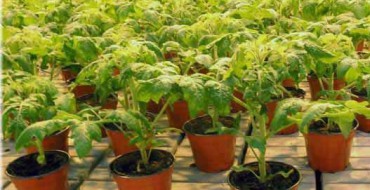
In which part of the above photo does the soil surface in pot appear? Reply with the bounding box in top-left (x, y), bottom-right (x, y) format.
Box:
top-left (351, 88), bottom-right (367, 97)
top-left (111, 149), bottom-right (173, 176)
top-left (184, 115), bottom-right (234, 135)
top-left (309, 119), bottom-right (356, 134)
top-left (229, 162), bottom-right (300, 190)
top-left (274, 87), bottom-right (305, 99)
top-left (6, 151), bottom-right (69, 177)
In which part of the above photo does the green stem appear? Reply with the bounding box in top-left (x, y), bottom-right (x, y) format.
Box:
top-left (49, 61), bottom-right (55, 81)
top-left (212, 109), bottom-right (219, 132)
top-left (257, 115), bottom-right (267, 183)
top-left (152, 99), bottom-right (170, 125)
top-left (35, 139), bottom-right (46, 165)
top-left (232, 96), bottom-right (250, 110)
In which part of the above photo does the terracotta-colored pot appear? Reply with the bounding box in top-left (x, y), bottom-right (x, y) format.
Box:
top-left (104, 124), bottom-right (138, 156)
top-left (166, 100), bottom-right (191, 130)
top-left (26, 128), bottom-right (70, 154)
top-left (101, 98), bottom-right (118, 110)
top-left (113, 68), bottom-right (120, 76)
top-left (110, 149), bottom-right (174, 190)
top-left (282, 78), bottom-right (296, 88)
top-left (303, 128), bottom-right (356, 172)
top-left (72, 85), bottom-right (96, 98)
top-left (61, 69), bottom-right (77, 82)
top-left (6, 150), bottom-right (70, 190)
top-left (227, 161), bottom-right (301, 190)
top-left (147, 100), bottom-right (164, 114)
top-left (164, 51), bottom-right (178, 60)
top-left (183, 116), bottom-right (236, 173)
top-left (307, 75), bottom-right (346, 100)
top-left (266, 100), bottom-right (298, 135)
top-left (231, 90), bottom-right (246, 113)
top-left (353, 95), bottom-right (370, 132)
top-left (356, 40), bottom-right (365, 52)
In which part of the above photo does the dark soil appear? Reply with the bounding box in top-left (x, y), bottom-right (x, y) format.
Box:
top-left (284, 87), bottom-right (305, 99)
top-left (110, 149), bottom-right (174, 176)
top-left (351, 88), bottom-right (367, 97)
top-left (229, 162), bottom-right (300, 190)
top-left (183, 115), bottom-right (234, 135)
top-left (309, 118), bottom-right (357, 134)
top-left (6, 151), bottom-right (69, 177)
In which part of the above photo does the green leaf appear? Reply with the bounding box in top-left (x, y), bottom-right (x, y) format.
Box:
top-left (71, 121), bottom-right (101, 158)
top-left (55, 93), bottom-right (76, 113)
top-left (178, 76), bottom-right (207, 118)
top-left (205, 80), bottom-right (232, 115)
top-left (245, 136), bottom-right (266, 154)
top-left (300, 103), bottom-right (340, 134)
top-left (15, 120), bottom-right (66, 151)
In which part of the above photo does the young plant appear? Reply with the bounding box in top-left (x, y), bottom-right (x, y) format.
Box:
top-left (271, 99), bottom-right (370, 138)
top-left (226, 37), bottom-right (297, 183)
top-left (14, 94), bottom-right (103, 165)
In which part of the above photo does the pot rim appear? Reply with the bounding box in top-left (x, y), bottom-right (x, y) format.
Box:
top-left (227, 161), bottom-right (302, 190)
top-left (304, 119), bottom-right (359, 136)
top-left (5, 150), bottom-right (70, 180)
top-left (183, 115), bottom-right (237, 137)
top-left (109, 149), bottom-right (175, 179)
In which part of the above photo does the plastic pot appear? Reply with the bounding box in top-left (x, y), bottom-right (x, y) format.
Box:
top-left (353, 94), bottom-right (370, 133)
top-left (60, 65), bottom-right (82, 82)
top-left (228, 161), bottom-right (301, 190)
top-left (307, 75), bottom-right (345, 100)
top-left (303, 121), bottom-right (357, 172)
top-left (25, 127), bottom-right (70, 154)
top-left (147, 100), bottom-right (164, 114)
top-left (6, 150), bottom-right (70, 190)
top-left (72, 85), bottom-right (96, 99)
top-left (110, 149), bottom-right (174, 190)
top-left (266, 100), bottom-right (298, 135)
top-left (183, 115), bottom-right (236, 173)
top-left (166, 100), bottom-right (191, 130)
top-left (265, 87), bottom-right (305, 135)
top-left (282, 78), bottom-right (296, 88)
top-left (231, 90), bottom-right (246, 113)
top-left (356, 40), bottom-right (365, 52)
top-left (104, 123), bottom-right (138, 156)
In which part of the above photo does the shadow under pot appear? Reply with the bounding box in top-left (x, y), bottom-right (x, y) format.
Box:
top-left (110, 149), bottom-right (174, 190)
top-left (307, 75), bottom-right (345, 100)
top-left (6, 150), bottom-right (70, 190)
top-left (104, 123), bottom-right (138, 156)
top-left (183, 115), bottom-right (236, 173)
top-left (304, 119), bottom-right (358, 173)
top-left (227, 161), bottom-right (302, 190)
top-left (25, 127), bottom-right (70, 154)
top-left (351, 88), bottom-right (370, 133)
top-left (266, 87), bottom-right (306, 135)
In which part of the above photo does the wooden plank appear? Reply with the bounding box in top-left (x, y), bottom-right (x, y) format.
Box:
top-left (324, 184), bottom-right (370, 190)
top-left (323, 170), bottom-right (370, 184)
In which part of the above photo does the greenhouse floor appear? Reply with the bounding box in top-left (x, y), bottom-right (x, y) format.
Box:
top-left (2, 75), bottom-right (370, 190)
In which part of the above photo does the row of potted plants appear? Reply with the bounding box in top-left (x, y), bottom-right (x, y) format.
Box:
top-left (3, 0), bottom-right (370, 189)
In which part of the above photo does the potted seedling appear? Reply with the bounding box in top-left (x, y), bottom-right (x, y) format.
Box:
top-left (226, 38), bottom-right (302, 189)
top-left (181, 73), bottom-right (241, 173)
top-left (272, 99), bottom-right (370, 172)
top-left (6, 104), bottom-right (103, 190)
top-left (303, 33), bottom-right (356, 100)
top-left (102, 60), bottom-right (179, 156)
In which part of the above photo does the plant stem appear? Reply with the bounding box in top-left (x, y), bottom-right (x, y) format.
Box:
top-left (35, 139), bottom-right (46, 165)
top-left (49, 60), bottom-right (55, 81)
top-left (257, 114), bottom-right (267, 183)
top-left (152, 99), bottom-right (170, 125)
top-left (232, 95), bottom-right (250, 110)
